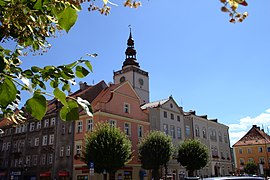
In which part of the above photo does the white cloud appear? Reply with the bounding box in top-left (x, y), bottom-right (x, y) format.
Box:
top-left (228, 108), bottom-right (270, 146)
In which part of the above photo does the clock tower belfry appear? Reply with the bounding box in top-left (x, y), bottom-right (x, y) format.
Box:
top-left (113, 28), bottom-right (149, 105)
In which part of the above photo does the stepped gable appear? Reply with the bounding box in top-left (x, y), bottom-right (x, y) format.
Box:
top-left (233, 125), bottom-right (270, 147)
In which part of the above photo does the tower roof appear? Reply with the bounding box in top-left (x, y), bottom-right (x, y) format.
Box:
top-left (123, 27), bottom-right (140, 68)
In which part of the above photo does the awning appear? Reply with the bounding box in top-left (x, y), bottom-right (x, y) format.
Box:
top-left (0, 171), bottom-right (6, 176)
top-left (40, 172), bottom-right (51, 177)
top-left (58, 171), bottom-right (69, 177)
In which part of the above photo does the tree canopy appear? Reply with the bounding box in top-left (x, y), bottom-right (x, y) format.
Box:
top-left (138, 131), bottom-right (174, 180)
top-left (244, 162), bottom-right (258, 175)
top-left (82, 123), bottom-right (132, 176)
top-left (177, 139), bottom-right (209, 177)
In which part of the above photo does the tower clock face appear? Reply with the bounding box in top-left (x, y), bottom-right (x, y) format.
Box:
top-left (139, 78), bottom-right (144, 86)
top-left (120, 76), bottom-right (126, 83)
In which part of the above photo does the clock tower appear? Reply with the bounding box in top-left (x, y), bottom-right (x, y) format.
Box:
top-left (113, 29), bottom-right (149, 105)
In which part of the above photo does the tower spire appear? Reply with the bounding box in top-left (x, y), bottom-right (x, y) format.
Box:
top-left (123, 25), bottom-right (139, 68)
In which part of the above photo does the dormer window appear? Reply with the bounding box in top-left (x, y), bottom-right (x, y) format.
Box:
top-left (124, 103), bottom-right (130, 113)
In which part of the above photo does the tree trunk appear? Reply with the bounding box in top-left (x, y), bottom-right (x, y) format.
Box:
top-left (152, 168), bottom-right (160, 180)
top-left (188, 170), bottom-right (194, 177)
top-left (103, 173), bottom-right (107, 180)
top-left (109, 173), bottom-right (116, 180)
top-left (165, 164), bottom-right (168, 180)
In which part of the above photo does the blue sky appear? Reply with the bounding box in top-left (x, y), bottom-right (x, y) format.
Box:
top-left (4, 0), bottom-right (270, 145)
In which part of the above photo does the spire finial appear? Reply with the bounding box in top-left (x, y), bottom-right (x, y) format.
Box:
top-left (128, 24), bottom-right (132, 38)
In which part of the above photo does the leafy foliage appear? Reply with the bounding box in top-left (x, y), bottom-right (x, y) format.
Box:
top-left (177, 139), bottom-right (209, 177)
top-left (220, 0), bottom-right (248, 23)
top-left (83, 123), bottom-right (132, 174)
top-left (138, 131), bottom-right (174, 180)
top-left (0, 0), bottom-right (142, 125)
top-left (244, 162), bottom-right (258, 175)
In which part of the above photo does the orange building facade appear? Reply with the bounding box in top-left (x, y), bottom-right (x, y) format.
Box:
top-left (233, 125), bottom-right (270, 176)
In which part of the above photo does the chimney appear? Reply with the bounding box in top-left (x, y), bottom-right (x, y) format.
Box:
top-left (79, 81), bottom-right (89, 90)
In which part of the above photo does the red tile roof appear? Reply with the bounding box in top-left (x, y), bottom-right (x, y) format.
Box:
top-left (233, 125), bottom-right (270, 147)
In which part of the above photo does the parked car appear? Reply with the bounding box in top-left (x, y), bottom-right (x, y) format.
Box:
top-left (203, 176), bottom-right (264, 180)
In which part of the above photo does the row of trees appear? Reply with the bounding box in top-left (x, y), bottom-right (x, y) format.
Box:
top-left (82, 123), bottom-right (209, 180)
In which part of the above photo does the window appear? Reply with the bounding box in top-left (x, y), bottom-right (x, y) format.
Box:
top-left (21, 124), bottom-right (27, 133)
top-left (195, 125), bottom-right (200, 137)
top-left (49, 134), bottom-right (54, 145)
top-left (33, 155), bottom-right (38, 166)
top-left (60, 146), bottom-right (64, 157)
top-left (87, 119), bottom-right (93, 131)
top-left (42, 135), bottom-right (48, 146)
top-left (224, 134), bottom-right (228, 143)
top-left (218, 132), bottom-right (222, 142)
top-left (248, 158), bottom-right (254, 163)
top-left (34, 138), bottom-right (39, 146)
top-left (240, 158), bottom-right (244, 165)
top-left (2, 143), bottom-right (6, 151)
top-left (124, 123), bottom-right (131, 136)
top-left (26, 155), bottom-right (31, 165)
top-left (163, 124), bottom-right (169, 135)
top-left (267, 147), bottom-right (270, 152)
top-left (258, 147), bottom-right (263, 153)
top-left (247, 148), bottom-right (252, 154)
top-left (138, 125), bottom-right (143, 138)
top-left (48, 154), bottom-right (53, 164)
top-left (170, 125), bottom-right (175, 139)
top-left (185, 125), bottom-right (190, 136)
top-left (124, 103), bottom-right (130, 113)
top-left (202, 128), bottom-right (207, 139)
top-left (66, 146), bottom-right (71, 156)
top-left (77, 121), bottom-right (83, 133)
top-left (62, 125), bottom-right (66, 134)
top-left (109, 119), bottom-right (117, 127)
top-left (76, 145), bottom-right (82, 155)
top-left (36, 121), bottom-right (41, 129)
top-left (177, 115), bottom-right (180, 122)
top-left (210, 129), bottom-right (217, 141)
top-left (28, 138), bottom-right (32, 147)
top-left (68, 123), bottom-right (72, 133)
top-left (239, 148), bottom-right (243, 154)
top-left (177, 127), bottom-right (182, 139)
top-left (41, 154), bottom-right (46, 165)
top-left (259, 157), bottom-right (265, 164)
top-left (170, 113), bottom-right (174, 120)
top-left (44, 119), bottom-right (49, 128)
top-left (163, 111), bottom-right (167, 118)
top-left (6, 142), bottom-right (10, 151)
top-left (30, 122), bottom-right (35, 132)
top-left (50, 118), bottom-right (55, 126)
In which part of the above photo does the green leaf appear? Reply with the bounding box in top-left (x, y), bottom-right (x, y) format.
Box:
top-left (33, 0), bottom-right (42, 10)
top-left (53, 87), bottom-right (68, 106)
top-left (62, 83), bottom-right (70, 92)
top-left (50, 80), bottom-right (59, 88)
top-left (76, 66), bottom-right (89, 78)
top-left (31, 66), bottom-right (41, 73)
top-left (25, 93), bottom-right (47, 120)
top-left (60, 100), bottom-right (79, 121)
top-left (85, 61), bottom-right (93, 72)
top-left (56, 6), bottom-right (78, 33)
top-left (66, 61), bottom-right (78, 68)
top-left (0, 77), bottom-right (17, 108)
top-left (23, 69), bottom-right (34, 77)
